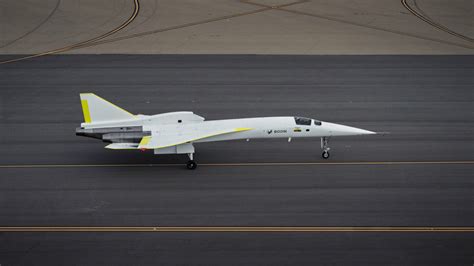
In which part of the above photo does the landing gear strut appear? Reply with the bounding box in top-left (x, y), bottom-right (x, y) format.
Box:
top-left (321, 137), bottom-right (330, 159)
top-left (186, 153), bottom-right (197, 170)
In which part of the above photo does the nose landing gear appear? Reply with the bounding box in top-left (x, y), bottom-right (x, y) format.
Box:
top-left (321, 137), bottom-right (330, 159)
top-left (322, 150), bottom-right (330, 159)
top-left (186, 153), bottom-right (197, 170)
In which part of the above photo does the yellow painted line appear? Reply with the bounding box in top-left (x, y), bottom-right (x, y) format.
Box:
top-left (0, 161), bottom-right (473, 169)
top-left (203, 161), bottom-right (474, 166)
top-left (0, 0), bottom-right (140, 65)
top-left (0, 226), bottom-right (473, 232)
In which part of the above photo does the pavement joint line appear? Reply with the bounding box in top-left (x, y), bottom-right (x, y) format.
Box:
top-left (0, 161), bottom-right (473, 168)
top-left (1, 226), bottom-right (473, 232)
top-left (242, 0), bottom-right (473, 50)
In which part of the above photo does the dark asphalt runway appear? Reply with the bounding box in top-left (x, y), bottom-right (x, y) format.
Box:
top-left (0, 55), bottom-right (473, 265)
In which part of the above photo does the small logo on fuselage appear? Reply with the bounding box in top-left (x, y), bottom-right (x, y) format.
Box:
top-left (267, 129), bottom-right (287, 134)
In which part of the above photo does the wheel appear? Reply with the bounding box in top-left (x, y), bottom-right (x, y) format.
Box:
top-left (186, 160), bottom-right (197, 170)
top-left (322, 151), bottom-right (330, 159)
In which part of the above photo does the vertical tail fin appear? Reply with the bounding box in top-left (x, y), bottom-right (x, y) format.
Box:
top-left (80, 93), bottom-right (134, 123)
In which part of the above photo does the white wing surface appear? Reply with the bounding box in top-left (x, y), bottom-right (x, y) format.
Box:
top-left (138, 127), bottom-right (252, 150)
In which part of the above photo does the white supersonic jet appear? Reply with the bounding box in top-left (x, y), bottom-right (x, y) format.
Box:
top-left (76, 93), bottom-right (376, 169)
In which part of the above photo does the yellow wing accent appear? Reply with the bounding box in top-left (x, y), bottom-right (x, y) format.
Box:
top-left (139, 136), bottom-right (152, 146)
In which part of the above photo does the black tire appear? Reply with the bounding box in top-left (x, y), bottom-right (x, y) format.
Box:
top-left (322, 151), bottom-right (330, 159)
top-left (186, 160), bottom-right (197, 170)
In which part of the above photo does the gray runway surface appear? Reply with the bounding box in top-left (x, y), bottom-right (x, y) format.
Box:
top-left (0, 55), bottom-right (473, 265)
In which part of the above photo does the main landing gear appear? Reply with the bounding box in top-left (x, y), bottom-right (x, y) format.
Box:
top-left (321, 137), bottom-right (330, 159)
top-left (186, 153), bottom-right (197, 170)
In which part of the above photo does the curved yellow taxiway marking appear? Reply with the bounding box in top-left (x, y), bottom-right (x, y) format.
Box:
top-left (0, 0), bottom-right (140, 65)
top-left (401, 0), bottom-right (473, 44)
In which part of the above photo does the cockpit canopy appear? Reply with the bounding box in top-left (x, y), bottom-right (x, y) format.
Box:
top-left (294, 116), bottom-right (322, 126)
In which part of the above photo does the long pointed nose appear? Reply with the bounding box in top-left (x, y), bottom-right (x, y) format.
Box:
top-left (323, 122), bottom-right (376, 136)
